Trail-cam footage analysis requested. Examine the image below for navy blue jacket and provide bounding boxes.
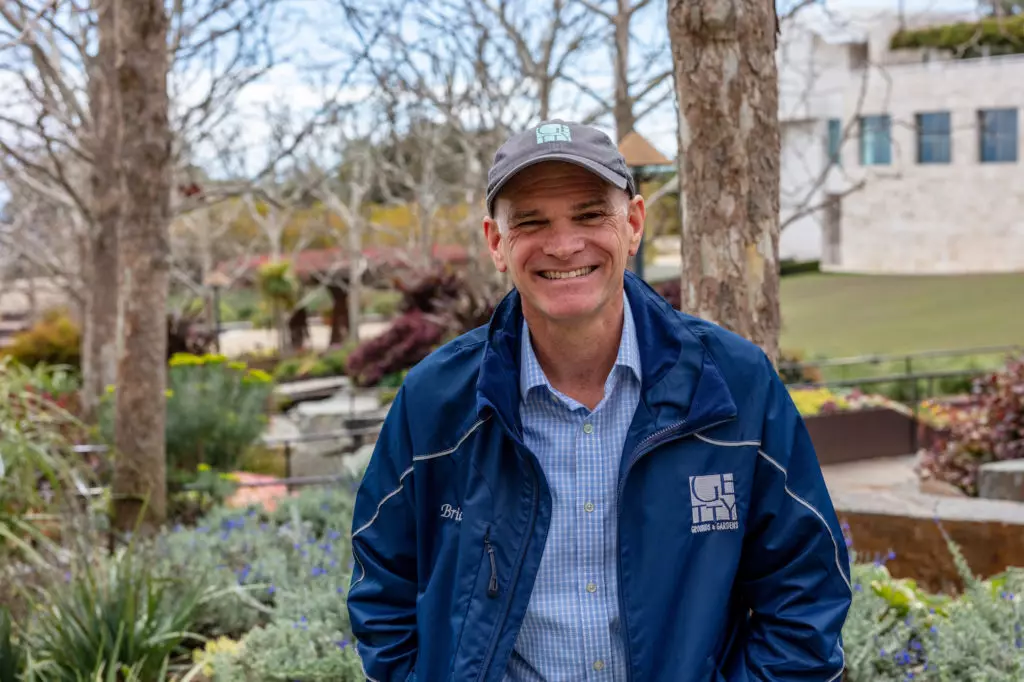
[347,272,852,682]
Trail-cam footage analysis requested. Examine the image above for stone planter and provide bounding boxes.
[804,407,937,465]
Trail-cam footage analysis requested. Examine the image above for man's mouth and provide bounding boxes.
[538,266,598,280]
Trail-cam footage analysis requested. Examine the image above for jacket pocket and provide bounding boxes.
[447,523,493,678]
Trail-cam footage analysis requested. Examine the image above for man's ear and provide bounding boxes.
[626,194,646,257]
[483,216,507,273]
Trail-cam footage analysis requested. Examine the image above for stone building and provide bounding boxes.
[778,6,1024,274]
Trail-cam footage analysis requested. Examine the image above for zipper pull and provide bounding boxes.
[484,528,499,598]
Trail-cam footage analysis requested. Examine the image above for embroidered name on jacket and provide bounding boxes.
[690,473,739,533]
[440,504,463,522]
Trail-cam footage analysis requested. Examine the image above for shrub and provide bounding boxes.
[345,310,444,387]
[776,349,823,384]
[843,527,1024,681]
[1,308,81,369]
[0,358,87,532]
[789,387,851,416]
[167,310,216,359]
[321,341,356,375]
[890,15,1024,59]
[272,342,354,383]
[0,608,26,682]
[21,546,212,681]
[150,485,362,680]
[99,354,275,476]
[363,289,402,317]
[917,355,1024,495]
[345,266,503,386]
[205,620,364,681]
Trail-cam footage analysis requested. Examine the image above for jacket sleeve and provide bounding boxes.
[725,354,853,682]
[347,386,419,682]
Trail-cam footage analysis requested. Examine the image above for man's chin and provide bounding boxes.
[526,295,603,324]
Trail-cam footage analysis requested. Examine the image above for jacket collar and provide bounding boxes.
[475,271,737,443]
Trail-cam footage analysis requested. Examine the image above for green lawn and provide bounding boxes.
[780,272,1024,358]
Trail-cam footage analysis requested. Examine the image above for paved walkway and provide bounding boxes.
[821,455,919,495]
[218,320,390,357]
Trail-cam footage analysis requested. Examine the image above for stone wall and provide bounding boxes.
[834,488,1024,594]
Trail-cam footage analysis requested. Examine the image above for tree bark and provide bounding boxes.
[111,0,170,534]
[81,0,121,422]
[667,0,782,363]
[328,284,348,346]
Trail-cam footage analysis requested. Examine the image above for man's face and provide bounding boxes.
[484,161,645,326]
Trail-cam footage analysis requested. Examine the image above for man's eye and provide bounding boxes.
[577,212,603,221]
[517,220,543,228]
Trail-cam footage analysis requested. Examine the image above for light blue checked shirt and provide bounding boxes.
[505,294,642,681]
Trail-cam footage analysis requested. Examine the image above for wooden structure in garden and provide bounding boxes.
[618,131,672,169]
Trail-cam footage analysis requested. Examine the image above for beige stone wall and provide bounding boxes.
[828,55,1024,274]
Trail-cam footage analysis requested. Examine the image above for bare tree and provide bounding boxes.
[111,0,172,533]
[304,123,380,346]
[468,0,598,121]
[572,0,674,140]
[0,0,296,417]
[667,0,782,361]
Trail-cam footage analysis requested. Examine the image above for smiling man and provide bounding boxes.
[347,120,852,682]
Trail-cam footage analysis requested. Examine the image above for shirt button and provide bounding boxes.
[582,423,594,434]
[586,582,597,593]
[584,502,595,513]
[593,660,605,671]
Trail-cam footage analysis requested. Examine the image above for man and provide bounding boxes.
[347,120,852,682]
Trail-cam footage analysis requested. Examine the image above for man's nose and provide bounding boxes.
[542,222,584,260]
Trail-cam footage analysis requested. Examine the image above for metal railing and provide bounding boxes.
[779,344,1021,373]
[70,423,382,495]
[782,345,1022,452]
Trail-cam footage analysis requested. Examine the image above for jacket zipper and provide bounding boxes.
[615,417,734,682]
[484,528,499,598]
[476,455,540,682]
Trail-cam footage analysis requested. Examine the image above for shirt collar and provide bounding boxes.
[520,292,642,401]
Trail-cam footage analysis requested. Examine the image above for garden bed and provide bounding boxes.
[805,407,939,465]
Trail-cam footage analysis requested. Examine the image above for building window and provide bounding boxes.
[916,112,951,164]
[979,108,1018,163]
[827,118,842,165]
[859,115,891,166]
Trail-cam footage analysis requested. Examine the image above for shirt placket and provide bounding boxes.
[577,401,617,676]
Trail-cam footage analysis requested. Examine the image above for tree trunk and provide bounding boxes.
[111,0,171,534]
[328,284,348,346]
[288,307,308,351]
[346,218,362,344]
[81,0,121,422]
[667,0,782,363]
[613,0,636,141]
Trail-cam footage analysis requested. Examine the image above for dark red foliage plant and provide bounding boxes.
[345,263,506,387]
[916,355,1024,495]
[345,310,445,387]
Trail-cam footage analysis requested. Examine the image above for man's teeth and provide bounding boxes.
[541,266,596,280]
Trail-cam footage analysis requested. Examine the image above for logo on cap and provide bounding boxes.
[536,123,571,144]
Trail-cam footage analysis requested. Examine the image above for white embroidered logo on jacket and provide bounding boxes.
[689,473,739,533]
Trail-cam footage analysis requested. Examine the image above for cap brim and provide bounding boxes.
[487,152,630,216]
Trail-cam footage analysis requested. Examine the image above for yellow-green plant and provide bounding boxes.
[99,354,274,476]
[788,387,850,417]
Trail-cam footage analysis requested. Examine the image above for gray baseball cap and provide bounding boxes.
[486,120,637,216]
